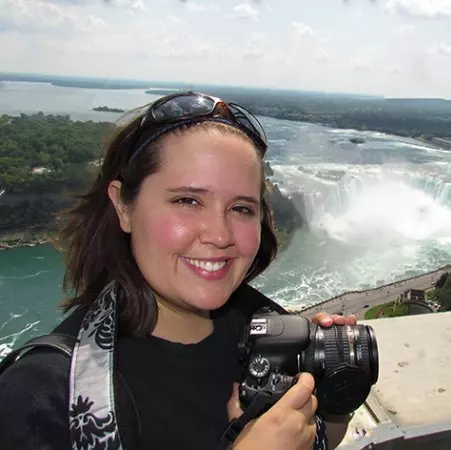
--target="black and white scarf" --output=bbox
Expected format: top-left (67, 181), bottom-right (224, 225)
top-left (69, 280), bottom-right (123, 450)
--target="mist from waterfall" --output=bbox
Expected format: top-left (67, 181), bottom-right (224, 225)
top-left (307, 171), bottom-right (451, 247)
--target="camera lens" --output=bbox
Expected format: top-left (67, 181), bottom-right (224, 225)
top-left (302, 323), bottom-right (379, 415)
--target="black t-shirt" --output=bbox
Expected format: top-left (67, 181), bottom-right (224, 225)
top-left (117, 304), bottom-right (243, 450)
top-left (0, 304), bottom-right (242, 450)
top-left (0, 286), bottom-right (328, 450)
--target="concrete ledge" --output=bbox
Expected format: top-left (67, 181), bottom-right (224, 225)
top-left (336, 312), bottom-right (451, 449)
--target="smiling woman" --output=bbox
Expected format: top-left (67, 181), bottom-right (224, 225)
top-left (108, 122), bottom-right (264, 324)
top-left (0, 92), bottom-right (341, 450)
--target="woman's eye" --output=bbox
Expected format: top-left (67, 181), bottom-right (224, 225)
top-left (173, 197), bottom-right (199, 206)
top-left (233, 205), bottom-right (255, 216)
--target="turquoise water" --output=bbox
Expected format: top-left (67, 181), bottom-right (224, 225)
top-left (1, 81), bottom-right (451, 359)
top-left (0, 245), bottom-right (66, 358)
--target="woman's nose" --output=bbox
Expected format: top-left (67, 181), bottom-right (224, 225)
top-left (199, 212), bottom-right (234, 248)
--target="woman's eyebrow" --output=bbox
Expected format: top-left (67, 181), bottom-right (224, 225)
top-left (166, 187), bottom-right (260, 205)
top-left (234, 195), bottom-right (260, 205)
top-left (166, 186), bottom-right (209, 194)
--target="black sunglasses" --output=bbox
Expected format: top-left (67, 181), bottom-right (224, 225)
top-left (127, 91), bottom-right (268, 163)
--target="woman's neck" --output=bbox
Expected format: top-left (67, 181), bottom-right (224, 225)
top-left (151, 298), bottom-right (214, 344)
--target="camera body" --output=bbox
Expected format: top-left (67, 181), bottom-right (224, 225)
top-left (238, 309), bottom-right (379, 417)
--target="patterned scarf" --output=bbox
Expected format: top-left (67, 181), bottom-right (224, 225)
top-left (69, 280), bottom-right (123, 450)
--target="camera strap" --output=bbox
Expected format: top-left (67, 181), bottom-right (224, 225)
top-left (219, 390), bottom-right (272, 444)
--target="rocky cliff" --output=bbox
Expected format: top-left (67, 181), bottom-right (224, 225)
top-left (264, 163), bottom-right (305, 249)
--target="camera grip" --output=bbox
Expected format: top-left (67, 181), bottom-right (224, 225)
top-left (240, 373), bottom-right (297, 411)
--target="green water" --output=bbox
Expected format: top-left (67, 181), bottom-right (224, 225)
top-left (0, 244), bottom-right (66, 358)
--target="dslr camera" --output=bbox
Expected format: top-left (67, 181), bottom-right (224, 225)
top-left (238, 309), bottom-right (379, 417)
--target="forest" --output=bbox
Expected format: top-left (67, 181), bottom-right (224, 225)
top-left (0, 113), bottom-right (110, 193)
top-left (0, 114), bottom-right (111, 234)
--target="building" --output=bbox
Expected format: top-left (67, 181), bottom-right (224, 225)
top-left (31, 167), bottom-right (51, 175)
top-left (399, 288), bottom-right (425, 303)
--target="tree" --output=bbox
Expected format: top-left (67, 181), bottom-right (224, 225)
top-left (435, 272), bottom-right (449, 290)
top-left (436, 274), bottom-right (451, 311)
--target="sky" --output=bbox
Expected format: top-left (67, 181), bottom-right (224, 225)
top-left (1, 0), bottom-right (451, 98)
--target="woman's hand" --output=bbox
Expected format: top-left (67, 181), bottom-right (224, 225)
top-left (311, 312), bottom-right (357, 327)
top-left (227, 373), bottom-right (317, 450)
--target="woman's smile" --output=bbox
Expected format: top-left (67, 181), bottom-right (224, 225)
top-left (181, 256), bottom-right (233, 281)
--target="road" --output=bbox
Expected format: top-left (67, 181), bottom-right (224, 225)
top-left (294, 265), bottom-right (451, 320)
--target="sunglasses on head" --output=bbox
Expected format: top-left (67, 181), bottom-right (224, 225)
top-left (127, 91), bottom-right (268, 163)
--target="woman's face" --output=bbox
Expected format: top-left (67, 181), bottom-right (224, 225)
top-left (115, 128), bottom-right (262, 313)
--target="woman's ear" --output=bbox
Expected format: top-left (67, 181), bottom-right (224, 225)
top-left (108, 180), bottom-right (132, 233)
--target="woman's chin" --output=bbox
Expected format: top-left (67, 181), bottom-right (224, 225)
top-left (185, 293), bottom-right (231, 312)
top-left (179, 280), bottom-right (236, 310)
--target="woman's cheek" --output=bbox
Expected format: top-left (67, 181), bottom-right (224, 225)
top-left (237, 222), bottom-right (261, 255)
top-left (150, 214), bottom-right (195, 248)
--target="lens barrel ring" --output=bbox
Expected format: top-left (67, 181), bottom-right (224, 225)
top-left (323, 326), bottom-right (351, 374)
top-left (303, 324), bottom-right (375, 381)
top-left (356, 326), bottom-right (371, 377)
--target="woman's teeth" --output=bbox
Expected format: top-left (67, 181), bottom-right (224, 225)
top-left (186, 258), bottom-right (227, 272)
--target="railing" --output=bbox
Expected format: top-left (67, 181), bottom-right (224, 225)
top-left (336, 311), bottom-right (451, 449)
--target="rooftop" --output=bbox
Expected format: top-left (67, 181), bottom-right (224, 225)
top-left (337, 311), bottom-right (451, 449)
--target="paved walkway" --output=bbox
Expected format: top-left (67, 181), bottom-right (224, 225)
top-left (295, 265), bottom-right (451, 320)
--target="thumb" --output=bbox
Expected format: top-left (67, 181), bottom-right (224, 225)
top-left (227, 382), bottom-right (244, 421)
top-left (275, 373), bottom-right (316, 411)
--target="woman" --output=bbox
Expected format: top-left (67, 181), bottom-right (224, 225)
top-left (0, 92), bottom-right (355, 449)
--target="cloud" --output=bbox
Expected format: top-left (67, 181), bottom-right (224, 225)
top-left (155, 33), bottom-right (215, 60)
top-left (386, 0), bottom-right (451, 19)
top-left (109, 0), bottom-right (146, 10)
top-left (78, 14), bottom-right (108, 32)
top-left (0, 0), bottom-right (109, 38)
top-left (427, 41), bottom-right (451, 57)
top-left (350, 57), bottom-right (370, 72)
top-left (279, 22), bottom-right (332, 75)
top-left (394, 23), bottom-right (416, 34)
top-left (388, 66), bottom-right (401, 74)
top-left (0, 0), bottom-right (77, 32)
top-left (291, 22), bottom-right (316, 38)
top-left (231, 3), bottom-right (259, 21)
top-left (242, 32), bottom-right (266, 60)
top-left (164, 14), bottom-right (184, 26)
top-left (186, 1), bottom-right (206, 12)
top-left (40, 0), bottom-right (88, 3)
top-left (182, 1), bottom-right (220, 12)
top-left (66, 13), bottom-right (217, 63)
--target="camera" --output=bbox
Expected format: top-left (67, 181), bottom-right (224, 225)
top-left (238, 309), bottom-right (379, 417)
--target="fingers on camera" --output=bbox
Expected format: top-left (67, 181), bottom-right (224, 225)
top-left (312, 312), bottom-right (332, 326)
top-left (331, 314), bottom-right (346, 325)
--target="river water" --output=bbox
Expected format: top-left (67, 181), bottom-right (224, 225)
top-left (1, 81), bottom-right (450, 358)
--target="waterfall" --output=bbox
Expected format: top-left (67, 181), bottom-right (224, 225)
top-left (304, 171), bottom-right (451, 246)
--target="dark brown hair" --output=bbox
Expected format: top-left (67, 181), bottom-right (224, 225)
top-left (58, 115), bottom-right (278, 336)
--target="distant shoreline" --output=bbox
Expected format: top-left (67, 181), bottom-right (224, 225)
top-left (93, 106), bottom-right (125, 113)
top-left (2, 74), bottom-right (451, 144)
